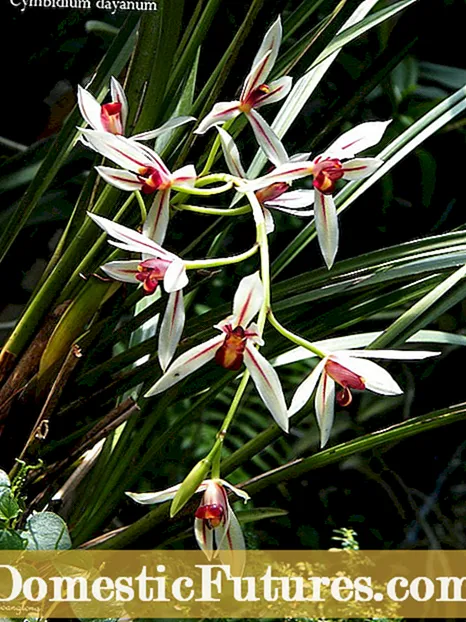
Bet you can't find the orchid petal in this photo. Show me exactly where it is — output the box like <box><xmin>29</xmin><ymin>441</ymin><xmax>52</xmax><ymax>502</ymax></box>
<box><xmin>195</xmin><ymin>102</ymin><xmax>241</xmax><ymax>134</ymax></box>
<box><xmin>327</xmin><ymin>120</ymin><xmax>391</xmax><ymax>159</ymax></box>
<box><xmin>87</xmin><ymin>212</ymin><xmax>174</xmax><ymax>259</ymax></box>
<box><xmin>244</xmin><ymin>343</ymin><xmax>288</xmax><ymax>432</ymax></box>
<box><xmin>163</xmin><ymin>259</ymin><xmax>188</xmax><ymax>292</ymax></box>
<box><xmin>144</xmin><ymin>335</ymin><xmax>224</xmax><ymax>397</ymax></box>
<box><xmin>315</xmin><ymin>372</ymin><xmax>335</xmax><ymax>448</ymax></box>
<box><xmin>332</xmin><ymin>355</ymin><xmax>403</xmax><ymax>396</ymax></box>
<box><xmin>342</xmin><ymin>158</ymin><xmax>383</xmax><ymax>180</ymax></box>
<box><xmin>338</xmin><ymin>349</ymin><xmax>440</xmax><ymax>360</ymax></box>
<box><xmin>128</xmin><ymin>481</ymin><xmax>208</xmax><ymax>505</ymax></box>
<box><xmin>95</xmin><ymin>166</ymin><xmax>143</xmax><ymax>191</ymax></box>
<box><xmin>266</xmin><ymin>204</ymin><xmax>314</xmax><ymax>217</ymax></box>
<box><xmin>219</xmin><ymin>480</ymin><xmax>250</xmax><ymax>503</ymax></box>
<box><xmin>216</xmin><ymin>127</ymin><xmax>246</xmax><ymax>178</ymax></box>
<box><xmin>314</xmin><ymin>190</ymin><xmax>339</xmax><ymax>269</ymax></box>
<box><xmin>253</xmin><ymin>76</ymin><xmax>293</xmax><ymax>109</ymax></box>
<box><xmin>265</xmin><ymin>189</ymin><xmax>315</xmax><ymax>209</ymax></box>
<box><xmin>81</xmin><ymin>130</ymin><xmax>170</xmax><ymax>178</ymax></box>
<box><xmin>244</xmin><ymin>322</ymin><xmax>264</xmax><ymax>346</ymax></box>
<box><xmin>288</xmin><ymin>358</ymin><xmax>327</xmax><ymax>417</ymax></box>
<box><xmin>132</xmin><ymin>116</ymin><xmax>196</xmax><ymax>141</ymax></box>
<box><xmin>194</xmin><ymin>518</ymin><xmax>214</xmax><ymax>560</ymax></box>
<box><xmin>80</xmin><ymin>130</ymin><xmax>149</xmax><ymax>171</ymax></box>
<box><xmin>237</xmin><ymin>161</ymin><xmax>312</xmax><ymax>193</ymax></box>
<box><xmin>77</xmin><ymin>86</ymin><xmax>104</xmax><ymax>131</ymax></box>
<box><xmin>158</xmin><ymin>290</ymin><xmax>185</xmax><ymax>372</ymax></box>
<box><xmin>232</xmin><ymin>272</ymin><xmax>263</xmax><ymax>327</ymax></box>
<box><xmin>289</xmin><ymin>152</ymin><xmax>312</xmax><ymax>162</ymax></box>
<box><xmin>127</xmin><ymin>484</ymin><xmax>180</xmax><ymax>505</ymax></box>
<box><xmin>215</xmin><ymin>505</ymin><xmax>246</xmax><ymax>577</ymax></box>
<box><xmin>241</xmin><ymin>17</ymin><xmax>282</xmax><ymax>100</ymax></box>
<box><xmin>99</xmin><ymin>260</ymin><xmax>140</xmax><ymax>283</ymax></box>
<box><xmin>171</xmin><ymin>164</ymin><xmax>197</xmax><ymax>189</ymax></box>
<box><xmin>143</xmin><ymin>189</ymin><xmax>170</xmax><ymax>246</ymax></box>
<box><xmin>246</xmin><ymin>109</ymin><xmax>289</xmax><ymax>167</ymax></box>
<box><xmin>263</xmin><ymin>207</ymin><xmax>275</xmax><ymax>234</ymax></box>
<box><xmin>110</xmin><ymin>76</ymin><xmax>128</xmax><ymax>130</ymax></box>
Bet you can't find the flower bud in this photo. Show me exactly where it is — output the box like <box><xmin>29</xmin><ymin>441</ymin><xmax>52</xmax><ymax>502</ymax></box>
<box><xmin>170</xmin><ymin>458</ymin><xmax>211</xmax><ymax>517</ymax></box>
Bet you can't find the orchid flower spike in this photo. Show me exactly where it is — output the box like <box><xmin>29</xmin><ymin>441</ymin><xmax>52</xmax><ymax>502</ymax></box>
<box><xmin>289</xmin><ymin>348</ymin><xmax>440</xmax><ymax>448</ymax></box>
<box><xmin>195</xmin><ymin>17</ymin><xmax>292</xmax><ymax>165</ymax></box>
<box><xmin>88</xmin><ymin>213</ymin><xmax>187</xmax><ymax>370</ymax></box>
<box><xmin>127</xmin><ymin>478</ymin><xmax>249</xmax><ymax>574</ymax></box>
<box><xmin>217</xmin><ymin>126</ymin><xmax>314</xmax><ymax>233</ymax></box>
<box><xmin>80</xmin><ymin>130</ymin><xmax>197</xmax><ymax>244</ymax></box>
<box><xmin>145</xmin><ymin>272</ymin><xmax>289</xmax><ymax>431</ymax></box>
<box><xmin>78</xmin><ymin>76</ymin><xmax>195</xmax><ymax>141</ymax></box>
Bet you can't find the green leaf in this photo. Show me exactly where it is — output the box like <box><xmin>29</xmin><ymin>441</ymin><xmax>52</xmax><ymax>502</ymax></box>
<box><xmin>245</xmin><ymin>402</ymin><xmax>466</xmax><ymax>495</ymax></box>
<box><xmin>235</xmin><ymin>507</ymin><xmax>288</xmax><ymax>524</ymax></box>
<box><xmin>420</xmin><ymin>61</ymin><xmax>466</xmax><ymax>90</ymax></box>
<box><xmin>0</xmin><ymin>492</ymin><xmax>20</xmax><ymax>521</ymax></box>
<box><xmin>21</xmin><ymin>512</ymin><xmax>72</xmax><ymax>550</ymax></box>
<box><xmin>368</xmin><ymin>263</ymin><xmax>466</xmax><ymax>349</ymax></box>
<box><xmin>0</xmin><ymin>529</ymin><xmax>26</xmax><ymax>550</ymax></box>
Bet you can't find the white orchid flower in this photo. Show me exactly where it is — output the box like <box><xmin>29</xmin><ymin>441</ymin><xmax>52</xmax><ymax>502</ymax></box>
<box><xmin>145</xmin><ymin>272</ymin><xmax>289</xmax><ymax>432</ymax></box>
<box><xmin>127</xmin><ymin>478</ymin><xmax>249</xmax><ymax>574</ymax></box>
<box><xmin>310</xmin><ymin>120</ymin><xmax>391</xmax><ymax>269</ymax></box>
<box><xmin>88</xmin><ymin>213</ymin><xmax>187</xmax><ymax>370</ymax></box>
<box><xmin>289</xmin><ymin>348</ymin><xmax>440</xmax><ymax>448</ymax></box>
<box><xmin>195</xmin><ymin>17</ymin><xmax>292</xmax><ymax>165</ymax></box>
<box><xmin>217</xmin><ymin>126</ymin><xmax>314</xmax><ymax>233</ymax></box>
<box><xmin>238</xmin><ymin>120</ymin><xmax>391</xmax><ymax>269</ymax></box>
<box><xmin>78</xmin><ymin>76</ymin><xmax>195</xmax><ymax>140</ymax></box>
<box><xmin>81</xmin><ymin>130</ymin><xmax>197</xmax><ymax>244</ymax></box>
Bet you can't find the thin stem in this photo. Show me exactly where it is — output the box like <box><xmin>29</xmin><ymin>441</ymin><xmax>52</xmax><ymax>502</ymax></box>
<box><xmin>134</xmin><ymin>191</ymin><xmax>147</xmax><ymax>222</ymax></box>
<box><xmin>268</xmin><ymin>309</ymin><xmax>327</xmax><ymax>359</ymax></box>
<box><xmin>200</xmin><ymin>133</ymin><xmax>222</xmax><ymax>177</ymax></box>
<box><xmin>196</xmin><ymin>173</ymin><xmax>240</xmax><ymax>187</ymax></box>
<box><xmin>246</xmin><ymin>191</ymin><xmax>269</xmax><ymax>333</ymax></box>
<box><xmin>202</xmin><ymin>192</ymin><xmax>270</xmax><ymax>473</ymax></box>
<box><xmin>172</xmin><ymin>181</ymin><xmax>233</xmax><ymax>196</ymax></box>
<box><xmin>175</xmin><ymin>203</ymin><xmax>250</xmax><ymax>217</ymax></box>
<box><xmin>209</xmin><ymin>371</ymin><xmax>252</xmax><ymax>462</ymax></box>
<box><xmin>184</xmin><ymin>244</ymin><xmax>258</xmax><ymax>269</ymax></box>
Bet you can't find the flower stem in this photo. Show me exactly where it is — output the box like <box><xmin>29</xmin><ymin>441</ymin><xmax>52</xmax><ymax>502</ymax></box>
<box><xmin>268</xmin><ymin>309</ymin><xmax>327</xmax><ymax>359</ymax></box>
<box><xmin>245</xmin><ymin>191</ymin><xmax>269</xmax><ymax>333</ymax></box>
<box><xmin>184</xmin><ymin>244</ymin><xmax>258</xmax><ymax>269</ymax></box>
<box><xmin>172</xmin><ymin>181</ymin><xmax>233</xmax><ymax>196</ymax></box>
<box><xmin>134</xmin><ymin>191</ymin><xmax>147</xmax><ymax>222</ymax></box>
<box><xmin>203</xmin><ymin>192</ymin><xmax>270</xmax><ymax>475</ymax></box>
<box><xmin>175</xmin><ymin>203</ymin><xmax>250</xmax><ymax>216</ymax></box>
<box><xmin>200</xmin><ymin>133</ymin><xmax>222</xmax><ymax>177</ymax></box>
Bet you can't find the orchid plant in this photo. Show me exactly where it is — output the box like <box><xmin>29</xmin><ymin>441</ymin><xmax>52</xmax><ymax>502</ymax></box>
<box><xmin>1</xmin><ymin>1</ymin><xmax>463</xmax><ymax>565</ymax></box>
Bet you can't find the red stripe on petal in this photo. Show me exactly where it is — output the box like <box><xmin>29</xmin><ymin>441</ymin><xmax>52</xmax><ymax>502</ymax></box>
<box><xmin>246</xmin><ymin>348</ymin><xmax>273</xmax><ymax>389</ymax></box>
<box><xmin>187</xmin><ymin>341</ymin><xmax>221</xmax><ymax>363</ymax></box>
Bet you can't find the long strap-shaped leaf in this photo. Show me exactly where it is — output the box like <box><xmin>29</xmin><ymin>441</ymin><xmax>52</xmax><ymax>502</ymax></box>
<box><xmin>244</xmin><ymin>403</ymin><xmax>466</xmax><ymax>495</ymax></box>
<box><xmin>368</xmin><ymin>263</ymin><xmax>466</xmax><ymax>349</ymax></box>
